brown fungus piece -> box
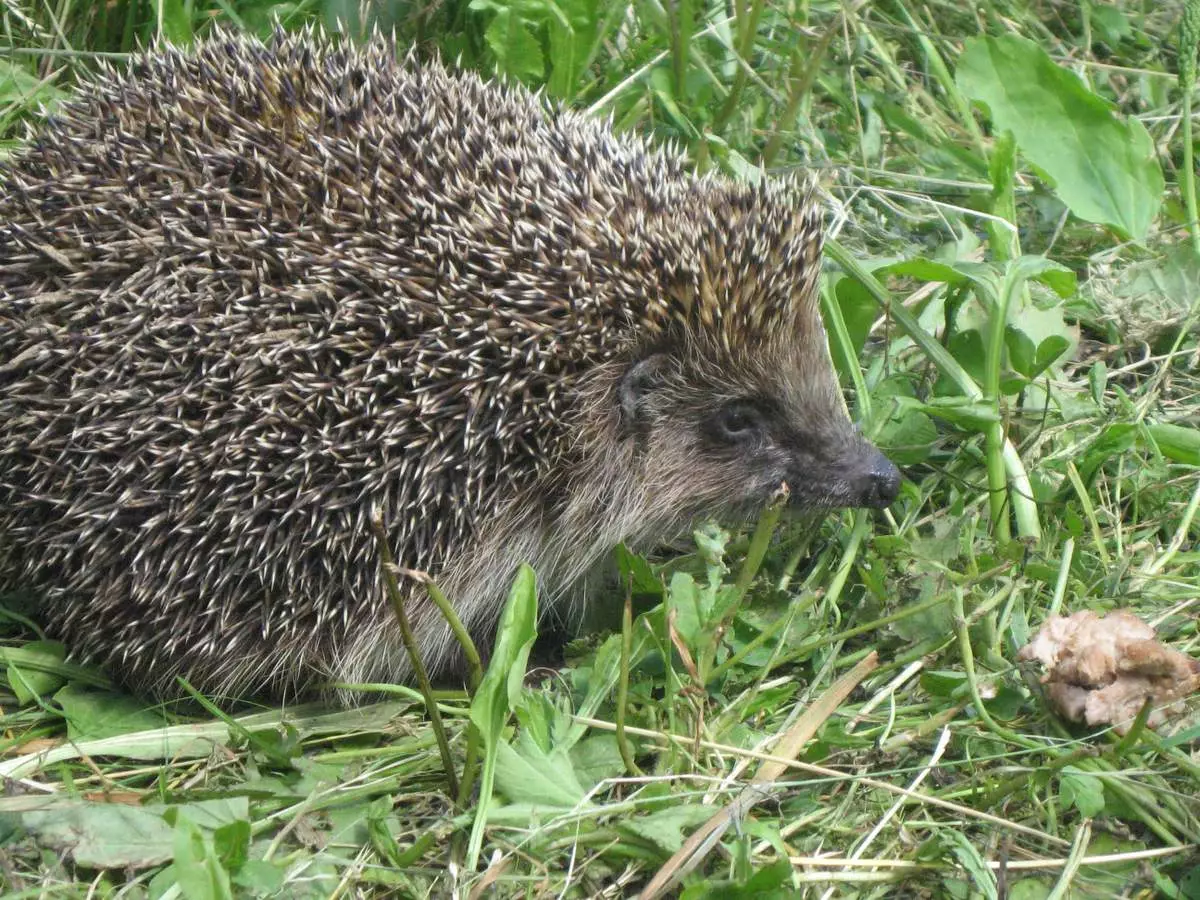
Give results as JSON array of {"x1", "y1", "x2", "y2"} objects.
[{"x1": 1019, "y1": 609, "x2": 1200, "y2": 734}]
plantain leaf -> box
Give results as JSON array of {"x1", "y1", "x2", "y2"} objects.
[{"x1": 957, "y1": 35, "x2": 1163, "y2": 240}]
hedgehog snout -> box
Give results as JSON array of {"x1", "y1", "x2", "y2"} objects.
[{"x1": 847, "y1": 444, "x2": 901, "y2": 508}]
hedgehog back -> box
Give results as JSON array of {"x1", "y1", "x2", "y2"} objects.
[{"x1": 0, "y1": 33, "x2": 701, "y2": 697}]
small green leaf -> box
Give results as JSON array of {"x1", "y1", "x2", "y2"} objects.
[
  {"x1": 614, "y1": 544, "x2": 663, "y2": 597},
  {"x1": 466, "y1": 564, "x2": 538, "y2": 868},
  {"x1": 157, "y1": 0, "x2": 194, "y2": 46},
  {"x1": 211, "y1": 820, "x2": 249, "y2": 875},
  {"x1": 0, "y1": 61, "x2": 68, "y2": 114},
  {"x1": 874, "y1": 401, "x2": 938, "y2": 466},
  {"x1": 1006, "y1": 326, "x2": 1037, "y2": 378},
  {"x1": 1059, "y1": 766, "x2": 1106, "y2": 818},
  {"x1": 231, "y1": 860, "x2": 285, "y2": 895},
  {"x1": 173, "y1": 816, "x2": 233, "y2": 900},
  {"x1": 1031, "y1": 335, "x2": 1071, "y2": 377},
  {"x1": 470, "y1": 564, "x2": 539, "y2": 745},
  {"x1": 366, "y1": 796, "x2": 405, "y2": 867},
  {"x1": 940, "y1": 830, "x2": 998, "y2": 899},
  {"x1": 921, "y1": 670, "x2": 968, "y2": 699},
  {"x1": 667, "y1": 571, "x2": 702, "y2": 645},
  {"x1": 947, "y1": 330, "x2": 988, "y2": 387},
  {"x1": 1089, "y1": 361, "x2": 1108, "y2": 405}
]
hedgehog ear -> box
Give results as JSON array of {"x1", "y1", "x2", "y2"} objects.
[{"x1": 618, "y1": 354, "x2": 670, "y2": 431}]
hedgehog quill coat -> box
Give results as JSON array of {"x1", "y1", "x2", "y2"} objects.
[{"x1": 0, "y1": 30, "x2": 899, "y2": 702}]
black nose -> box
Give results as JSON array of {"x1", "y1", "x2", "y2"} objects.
[{"x1": 856, "y1": 448, "x2": 901, "y2": 508}]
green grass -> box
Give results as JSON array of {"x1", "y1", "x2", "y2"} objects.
[{"x1": 1, "y1": 0, "x2": 1199, "y2": 897}]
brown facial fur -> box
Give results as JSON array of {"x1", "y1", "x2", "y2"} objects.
[{"x1": 0, "y1": 29, "x2": 897, "y2": 703}]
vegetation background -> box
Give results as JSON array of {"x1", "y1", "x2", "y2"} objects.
[{"x1": 0, "y1": 0, "x2": 1198, "y2": 896}]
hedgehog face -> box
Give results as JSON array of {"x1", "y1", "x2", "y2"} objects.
[{"x1": 617, "y1": 342, "x2": 900, "y2": 516}]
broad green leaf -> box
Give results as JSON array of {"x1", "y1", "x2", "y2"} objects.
[
  {"x1": 470, "y1": 564, "x2": 539, "y2": 744},
  {"x1": 9, "y1": 804, "x2": 174, "y2": 869},
  {"x1": 1146, "y1": 423, "x2": 1200, "y2": 466},
  {"x1": 957, "y1": 35, "x2": 1163, "y2": 240},
  {"x1": 55, "y1": 684, "x2": 168, "y2": 741}
]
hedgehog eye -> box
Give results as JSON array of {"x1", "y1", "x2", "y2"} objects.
[{"x1": 710, "y1": 401, "x2": 767, "y2": 445}]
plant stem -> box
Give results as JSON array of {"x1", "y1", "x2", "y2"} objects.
[
  {"x1": 616, "y1": 593, "x2": 643, "y2": 776},
  {"x1": 371, "y1": 512, "x2": 459, "y2": 802},
  {"x1": 825, "y1": 239, "x2": 1041, "y2": 541}
]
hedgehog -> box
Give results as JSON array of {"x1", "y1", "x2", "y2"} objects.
[{"x1": 0, "y1": 29, "x2": 900, "y2": 704}]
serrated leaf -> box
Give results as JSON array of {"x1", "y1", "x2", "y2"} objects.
[
  {"x1": 957, "y1": 35, "x2": 1163, "y2": 240},
  {"x1": 494, "y1": 732, "x2": 588, "y2": 809},
  {"x1": 614, "y1": 544, "x2": 663, "y2": 597},
  {"x1": 474, "y1": 4, "x2": 544, "y2": 83},
  {"x1": 569, "y1": 734, "x2": 625, "y2": 789},
  {"x1": 617, "y1": 805, "x2": 717, "y2": 854}
]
